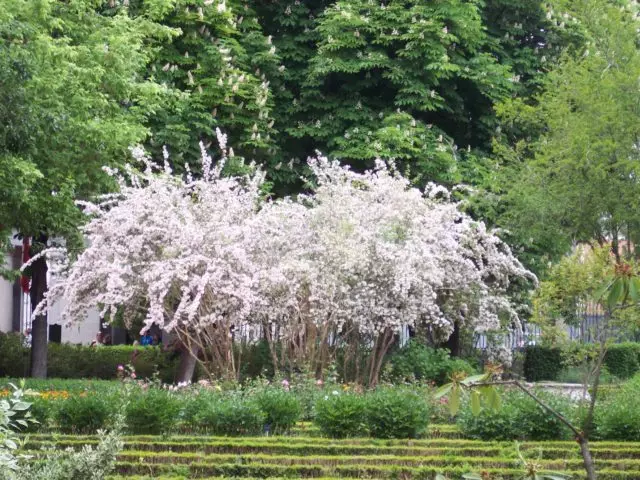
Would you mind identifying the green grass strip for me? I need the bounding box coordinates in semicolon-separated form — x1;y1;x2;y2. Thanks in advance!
112;461;640;479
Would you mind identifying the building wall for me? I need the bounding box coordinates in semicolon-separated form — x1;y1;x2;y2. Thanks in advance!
48;298;99;345
0;254;14;333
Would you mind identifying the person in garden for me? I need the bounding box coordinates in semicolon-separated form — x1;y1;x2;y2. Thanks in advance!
140;333;153;346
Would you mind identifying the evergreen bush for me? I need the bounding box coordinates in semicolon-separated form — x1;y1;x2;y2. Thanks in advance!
457;389;576;441
595;374;640;440
56;394;110;434
125;389;180;435
365;388;429;439
195;397;265;436
255;388;302;434
314;393;368;438
386;341;475;385
523;345;564;381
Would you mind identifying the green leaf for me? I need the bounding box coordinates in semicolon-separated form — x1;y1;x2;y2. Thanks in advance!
593;277;614;302
542;473;571;480
461;374;489;386
13;401;30;411
608;277;623;310
630;277;640;302
470;390;481;416
448;385;461;416
434;383;453;399
486;386;501;410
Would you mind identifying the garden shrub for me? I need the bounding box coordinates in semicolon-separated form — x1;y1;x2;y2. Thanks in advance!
180;389;220;428
314;393;368;438
27;395;58;432
524;345;563;381
603;343;640;379
457;389;576;441
255;388;301;434
365;388;429;438
0;333;187;382
125;388;180;434
595;374;640;440
386;341;475;385
195;397;264;435
56;394;110;434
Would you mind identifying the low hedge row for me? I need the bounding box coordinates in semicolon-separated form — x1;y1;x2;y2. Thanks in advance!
0;333;183;382
25;386;431;439
314;389;430;439
524;343;640;381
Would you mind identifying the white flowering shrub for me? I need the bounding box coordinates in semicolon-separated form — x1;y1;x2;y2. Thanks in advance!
36;133;534;384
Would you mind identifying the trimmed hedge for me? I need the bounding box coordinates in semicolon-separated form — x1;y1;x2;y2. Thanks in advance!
524;343;640;381
0;332;183;382
604;343;640;379
523;345;563;382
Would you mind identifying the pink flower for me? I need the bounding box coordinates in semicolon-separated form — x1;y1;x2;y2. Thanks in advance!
117;365;124;372
281;379;289;387
316;379;324;386
131;372;137;379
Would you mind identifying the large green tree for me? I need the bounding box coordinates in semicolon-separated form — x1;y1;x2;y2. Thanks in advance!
126;0;282;172
495;0;640;271
0;0;172;376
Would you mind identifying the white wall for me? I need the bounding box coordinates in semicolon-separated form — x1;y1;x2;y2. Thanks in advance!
0;254;14;333
47;297;100;345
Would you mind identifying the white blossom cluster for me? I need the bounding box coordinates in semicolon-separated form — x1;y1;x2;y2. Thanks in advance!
38;136;535;345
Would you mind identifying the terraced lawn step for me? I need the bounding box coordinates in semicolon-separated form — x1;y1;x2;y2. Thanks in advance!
108;451;640;470
22;443;640;461
111;461;640;479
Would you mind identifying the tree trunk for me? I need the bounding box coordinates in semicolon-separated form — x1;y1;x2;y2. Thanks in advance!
29;249;48;378
579;436;597;480
176;345;199;383
445;320;461;357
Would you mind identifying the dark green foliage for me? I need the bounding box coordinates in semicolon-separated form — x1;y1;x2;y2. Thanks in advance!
125;389;181;435
56;395;111;434
195;397;265;436
595;374;640;441
0;333;184;382
386;342;475;385
255;388;302;434
525;343;640;382
603;343;640;380
314;393;368;438
365;388;429;439
524;345;564;381
457;389;576;441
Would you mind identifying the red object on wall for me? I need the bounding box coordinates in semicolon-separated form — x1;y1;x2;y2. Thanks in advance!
20;237;30;293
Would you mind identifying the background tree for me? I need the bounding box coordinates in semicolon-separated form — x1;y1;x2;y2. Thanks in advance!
125;0;282;172
0;0;173;377
493;0;640;271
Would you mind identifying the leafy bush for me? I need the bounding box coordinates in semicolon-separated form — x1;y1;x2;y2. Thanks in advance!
27;396;57;432
195;397;265;435
457;389;576;441
595;374;640;440
314;393;368;438
255;388;301;434
55;394;111;434
365;388;429;438
0;333;186;382
604;343;640;379
524;345;564;381
386;342;475;385
125;388;180;434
